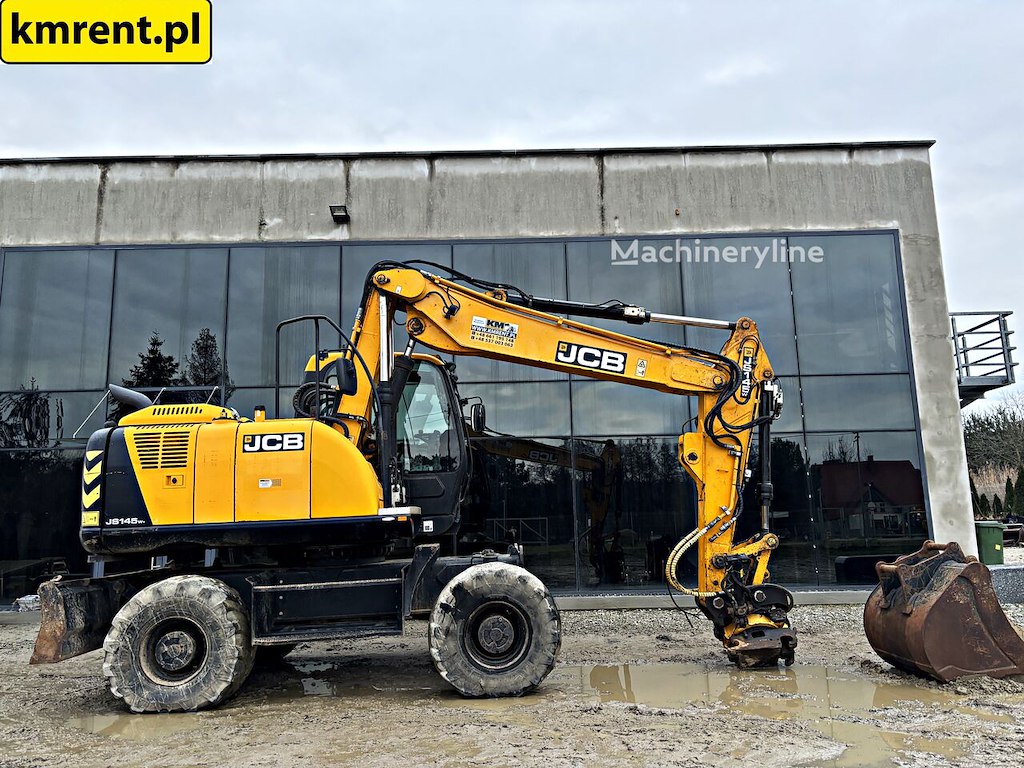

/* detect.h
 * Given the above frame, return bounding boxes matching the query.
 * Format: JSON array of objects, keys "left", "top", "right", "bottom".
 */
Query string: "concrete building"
[{"left": 0, "top": 141, "right": 1006, "bottom": 601}]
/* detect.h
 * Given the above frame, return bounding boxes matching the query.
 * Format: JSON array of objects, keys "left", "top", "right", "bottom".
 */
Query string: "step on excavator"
[
  {"left": 32, "top": 262, "right": 795, "bottom": 713},
  {"left": 865, "top": 540, "right": 1024, "bottom": 682}
]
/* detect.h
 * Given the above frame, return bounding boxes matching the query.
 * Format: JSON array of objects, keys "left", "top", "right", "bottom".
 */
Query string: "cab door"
[{"left": 395, "top": 360, "right": 468, "bottom": 538}]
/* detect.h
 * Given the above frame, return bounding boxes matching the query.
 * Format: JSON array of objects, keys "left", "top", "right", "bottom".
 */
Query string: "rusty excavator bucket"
[
  {"left": 864, "top": 540, "right": 1024, "bottom": 683},
  {"left": 30, "top": 577, "right": 125, "bottom": 665}
]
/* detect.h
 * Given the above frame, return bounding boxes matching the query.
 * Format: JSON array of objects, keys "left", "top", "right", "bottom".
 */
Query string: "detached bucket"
[{"left": 864, "top": 540, "right": 1024, "bottom": 682}]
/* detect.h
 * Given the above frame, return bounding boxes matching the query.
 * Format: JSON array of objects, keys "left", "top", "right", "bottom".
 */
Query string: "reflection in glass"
[
  {"left": 0, "top": 250, "right": 114, "bottom": 390},
  {"left": 457, "top": 382, "right": 571, "bottom": 437},
  {"left": 801, "top": 375, "right": 916, "bottom": 431},
  {"left": 0, "top": 449, "right": 88, "bottom": 603},
  {"left": 681, "top": 236, "right": 799, "bottom": 375},
  {"left": 790, "top": 233, "right": 909, "bottom": 374},
  {"left": 454, "top": 242, "right": 568, "bottom": 382},
  {"left": 226, "top": 246, "right": 341, "bottom": 387},
  {"left": 571, "top": 436, "right": 694, "bottom": 589},
  {"left": 566, "top": 240, "right": 685, "bottom": 347},
  {"left": 571, "top": 380, "right": 688, "bottom": 437},
  {"left": 0, "top": 390, "right": 108, "bottom": 449},
  {"left": 806, "top": 430, "right": 927, "bottom": 583},
  {"left": 107, "top": 249, "right": 228, "bottom": 387},
  {"left": 461, "top": 436, "right": 576, "bottom": 589}
]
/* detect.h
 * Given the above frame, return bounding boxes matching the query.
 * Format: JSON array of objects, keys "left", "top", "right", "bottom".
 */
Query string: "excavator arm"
[{"left": 315, "top": 263, "right": 796, "bottom": 666}]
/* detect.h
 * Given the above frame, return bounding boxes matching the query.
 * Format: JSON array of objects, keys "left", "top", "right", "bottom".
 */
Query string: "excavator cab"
[{"left": 301, "top": 352, "right": 470, "bottom": 540}]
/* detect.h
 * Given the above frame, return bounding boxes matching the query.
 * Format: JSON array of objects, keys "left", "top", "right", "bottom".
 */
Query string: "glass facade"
[{"left": 0, "top": 232, "right": 926, "bottom": 601}]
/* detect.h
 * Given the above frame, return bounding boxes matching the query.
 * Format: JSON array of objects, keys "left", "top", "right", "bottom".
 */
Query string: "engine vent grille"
[
  {"left": 151, "top": 405, "right": 205, "bottom": 417},
  {"left": 133, "top": 431, "right": 191, "bottom": 469}
]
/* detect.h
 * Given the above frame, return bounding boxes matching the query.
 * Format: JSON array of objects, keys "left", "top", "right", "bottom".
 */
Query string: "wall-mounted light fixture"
[{"left": 329, "top": 204, "right": 350, "bottom": 224}]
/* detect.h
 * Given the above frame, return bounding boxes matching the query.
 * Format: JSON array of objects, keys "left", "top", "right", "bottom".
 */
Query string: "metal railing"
[{"left": 951, "top": 312, "right": 1016, "bottom": 406}]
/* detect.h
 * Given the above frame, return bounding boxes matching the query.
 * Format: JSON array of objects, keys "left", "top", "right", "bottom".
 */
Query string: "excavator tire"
[
  {"left": 102, "top": 575, "right": 255, "bottom": 713},
  {"left": 429, "top": 562, "right": 561, "bottom": 697}
]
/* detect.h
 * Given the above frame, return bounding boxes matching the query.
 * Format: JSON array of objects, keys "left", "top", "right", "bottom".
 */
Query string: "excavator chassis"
[{"left": 864, "top": 540, "right": 1024, "bottom": 682}]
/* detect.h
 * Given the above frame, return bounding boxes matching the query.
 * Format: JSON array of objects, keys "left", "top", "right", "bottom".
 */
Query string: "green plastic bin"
[{"left": 975, "top": 520, "right": 1005, "bottom": 565}]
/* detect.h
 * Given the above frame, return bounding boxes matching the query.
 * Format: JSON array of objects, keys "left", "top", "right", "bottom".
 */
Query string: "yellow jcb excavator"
[{"left": 32, "top": 261, "right": 795, "bottom": 713}]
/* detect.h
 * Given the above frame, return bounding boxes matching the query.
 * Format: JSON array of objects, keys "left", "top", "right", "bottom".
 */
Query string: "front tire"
[
  {"left": 429, "top": 563, "right": 560, "bottom": 697},
  {"left": 102, "top": 575, "right": 255, "bottom": 713}
]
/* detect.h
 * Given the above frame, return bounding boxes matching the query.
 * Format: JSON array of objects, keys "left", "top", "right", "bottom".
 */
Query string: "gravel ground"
[{"left": 2, "top": 602, "right": 1023, "bottom": 768}]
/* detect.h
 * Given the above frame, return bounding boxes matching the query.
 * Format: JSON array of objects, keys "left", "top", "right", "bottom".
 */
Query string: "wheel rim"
[
  {"left": 142, "top": 618, "right": 208, "bottom": 685},
  {"left": 463, "top": 600, "right": 532, "bottom": 672}
]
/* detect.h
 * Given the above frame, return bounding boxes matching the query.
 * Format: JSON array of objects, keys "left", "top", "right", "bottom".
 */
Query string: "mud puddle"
[
  {"left": 567, "top": 663, "right": 1010, "bottom": 767},
  {"left": 65, "top": 659, "right": 1013, "bottom": 766}
]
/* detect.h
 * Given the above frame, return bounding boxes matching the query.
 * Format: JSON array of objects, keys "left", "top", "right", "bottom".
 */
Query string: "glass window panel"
[
  {"left": 226, "top": 246, "right": 341, "bottom": 388},
  {"left": 0, "top": 250, "right": 114, "bottom": 390},
  {"left": 397, "top": 363, "right": 460, "bottom": 473},
  {"left": 0, "top": 390, "right": 108, "bottom": 449},
  {"left": 737, "top": 433, "right": 822, "bottom": 585},
  {"left": 0, "top": 449, "right": 89, "bottom": 602},
  {"left": 566, "top": 240, "right": 685, "bottom": 346},
  {"left": 571, "top": 380, "right": 689, "bottom": 437},
  {"left": 802, "top": 374, "right": 916, "bottom": 432},
  {"left": 791, "top": 233, "right": 909, "bottom": 374},
  {"left": 770, "top": 376, "right": 802, "bottom": 435},
  {"left": 570, "top": 436, "right": 695, "bottom": 590},
  {"left": 453, "top": 242, "right": 567, "bottom": 382},
  {"left": 457, "top": 382, "right": 570, "bottom": 437},
  {"left": 108, "top": 249, "right": 228, "bottom": 396},
  {"left": 462, "top": 436, "right": 576, "bottom": 589},
  {"left": 805, "top": 430, "right": 927, "bottom": 578},
  {"left": 681, "top": 236, "right": 798, "bottom": 375}
]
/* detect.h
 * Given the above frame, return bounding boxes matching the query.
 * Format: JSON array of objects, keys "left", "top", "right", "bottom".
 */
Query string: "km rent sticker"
[{"left": 1, "top": 0, "right": 212, "bottom": 64}]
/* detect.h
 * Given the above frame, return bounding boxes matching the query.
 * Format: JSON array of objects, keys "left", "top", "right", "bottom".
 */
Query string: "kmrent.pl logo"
[
  {"left": 610, "top": 238, "right": 825, "bottom": 269},
  {"left": 0, "top": 0, "right": 211, "bottom": 64}
]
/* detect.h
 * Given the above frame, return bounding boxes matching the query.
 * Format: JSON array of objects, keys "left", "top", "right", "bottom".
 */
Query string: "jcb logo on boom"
[
  {"left": 242, "top": 433, "right": 305, "bottom": 453},
  {"left": 554, "top": 342, "right": 627, "bottom": 374}
]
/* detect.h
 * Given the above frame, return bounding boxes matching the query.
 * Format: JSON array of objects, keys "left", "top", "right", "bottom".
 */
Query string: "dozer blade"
[
  {"left": 864, "top": 540, "right": 1024, "bottom": 682},
  {"left": 30, "top": 577, "right": 125, "bottom": 664}
]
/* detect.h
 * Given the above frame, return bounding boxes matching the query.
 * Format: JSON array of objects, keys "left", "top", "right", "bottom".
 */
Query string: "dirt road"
[{"left": 2, "top": 605, "right": 1023, "bottom": 768}]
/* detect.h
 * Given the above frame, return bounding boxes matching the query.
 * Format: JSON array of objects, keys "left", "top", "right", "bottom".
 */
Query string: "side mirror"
[
  {"left": 336, "top": 358, "right": 358, "bottom": 396},
  {"left": 470, "top": 402, "right": 486, "bottom": 433}
]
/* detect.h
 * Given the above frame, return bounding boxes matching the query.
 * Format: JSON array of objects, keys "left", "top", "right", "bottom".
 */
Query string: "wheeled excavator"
[{"left": 31, "top": 262, "right": 796, "bottom": 713}]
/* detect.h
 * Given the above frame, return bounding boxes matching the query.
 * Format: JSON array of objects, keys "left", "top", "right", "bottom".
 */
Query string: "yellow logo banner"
[{"left": 1, "top": 0, "right": 211, "bottom": 64}]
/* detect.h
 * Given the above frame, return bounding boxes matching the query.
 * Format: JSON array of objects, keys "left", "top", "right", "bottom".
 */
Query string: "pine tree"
[
  {"left": 1005, "top": 477, "right": 1016, "bottom": 517},
  {"left": 1015, "top": 467, "right": 1024, "bottom": 517},
  {"left": 994, "top": 495, "right": 1004, "bottom": 518},
  {"left": 979, "top": 493, "right": 992, "bottom": 517},
  {"left": 123, "top": 332, "right": 181, "bottom": 389},
  {"left": 970, "top": 476, "right": 981, "bottom": 515},
  {"left": 183, "top": 328, "right": 234, "bottom": 402}
]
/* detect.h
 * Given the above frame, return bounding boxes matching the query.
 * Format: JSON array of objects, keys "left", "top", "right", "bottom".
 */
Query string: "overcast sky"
[{"left": 1, "top": 1, "right": 1021, "bottom": 399}]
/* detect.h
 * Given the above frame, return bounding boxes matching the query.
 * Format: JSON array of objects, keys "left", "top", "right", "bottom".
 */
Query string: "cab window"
[{"left": 396, "top": 363, "right": 460, "bottom": 473}]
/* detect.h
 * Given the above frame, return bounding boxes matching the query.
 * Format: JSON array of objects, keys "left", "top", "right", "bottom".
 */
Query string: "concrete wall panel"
[
  {"left": 260, "top": 159, "right": 347, "bottom": 241},
  {"left": 100, "top": 161, "right": 263, "bottom": 243},
  {"left": 0, "top": 163, "right": 100, "bottom": 245}
]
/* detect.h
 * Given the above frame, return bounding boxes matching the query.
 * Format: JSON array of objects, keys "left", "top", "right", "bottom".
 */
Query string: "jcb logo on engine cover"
[
  {"left": 243, "top": 433, "right": 305, "bottom": 453},
  {"left": 555, "top": 342, "right": 627, "bottom": 374}
]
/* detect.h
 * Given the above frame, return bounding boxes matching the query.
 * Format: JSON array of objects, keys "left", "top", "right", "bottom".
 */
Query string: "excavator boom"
[{"left": 320, "top": 263, "right": 796, "bottom": 666}]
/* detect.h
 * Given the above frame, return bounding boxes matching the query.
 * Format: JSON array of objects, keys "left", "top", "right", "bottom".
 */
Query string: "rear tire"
[
  {"left": 102, "top": 575, "right": 255, "bottom": 713},
  {"left": 429, "top": 563, "right": 560, "bottom": 697}
]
